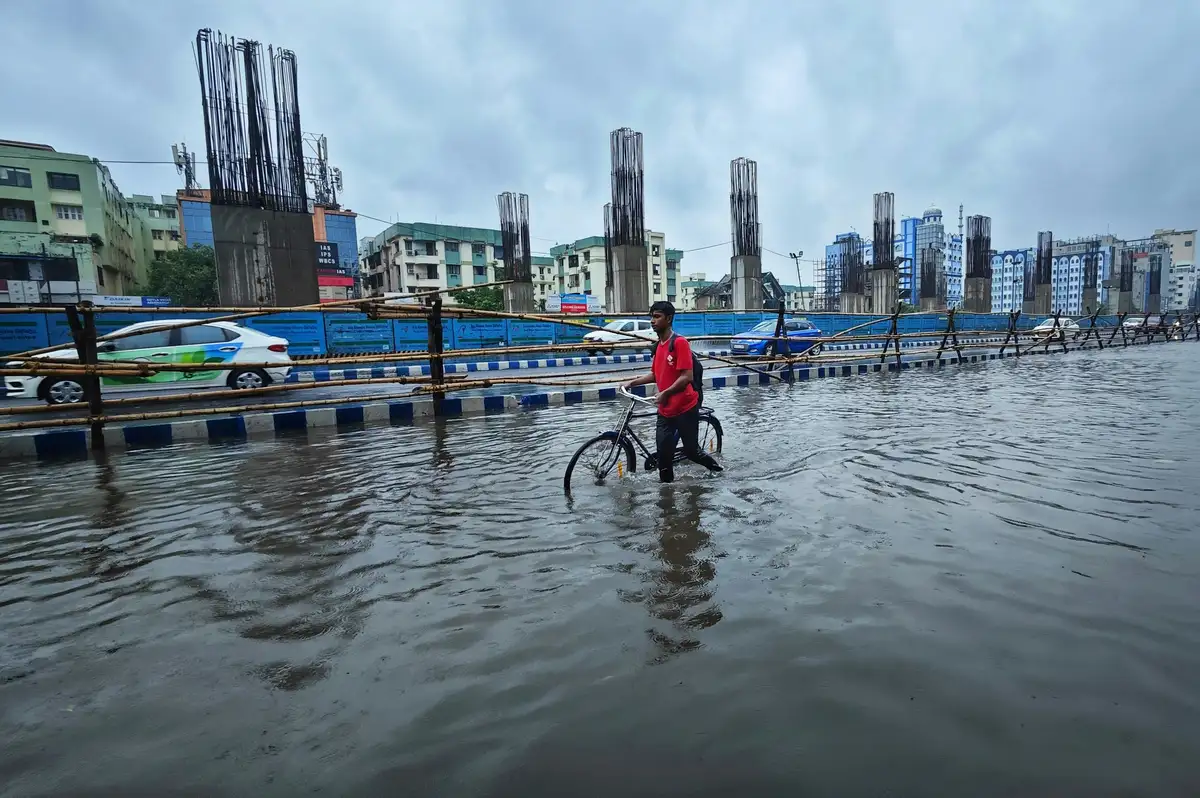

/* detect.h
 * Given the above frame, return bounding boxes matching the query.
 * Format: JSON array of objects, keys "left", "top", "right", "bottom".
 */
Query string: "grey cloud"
[{"left": 5, "top": 0, "right": 1198, "bottom": 283}]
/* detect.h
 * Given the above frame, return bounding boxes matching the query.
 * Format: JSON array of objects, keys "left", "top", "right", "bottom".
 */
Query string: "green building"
[
  {"left": 1, "top": 139, "right": 154, "bottom": 302},
  {"left": 129, "top": 194, "right": 182, "bottom": 261}
]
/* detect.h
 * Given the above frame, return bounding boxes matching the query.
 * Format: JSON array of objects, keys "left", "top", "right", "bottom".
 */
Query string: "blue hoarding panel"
[
  {"left": 453, "top": 320, "right": 508, "bottom": 349},
  {"left": 553, "top": 317, "right": 604, "bottom": 344},
  {"left": 325, "top": 313, "right": 395, "bottom": 354},
  {"left": 243, "top": 313, "right": 326, "bottom": 356},
  {"left": 0, "top": 313, "right": 50, "bottom": 355},
  {"left": 391, "top": 318, "right": 453, "bottom": 351},
  {"left": 703, "top": 313, "right": 738, "bottom": 335},
  {"left": 508, "top": 321, "right": 557, "bottom": 347},
  {"left": 671, "top": 314, "right": 705, "bottom": 336}
]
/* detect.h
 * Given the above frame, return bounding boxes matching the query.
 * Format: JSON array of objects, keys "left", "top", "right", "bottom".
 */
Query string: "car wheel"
[
  {"left": 42, "top": 378, "right": 86, "bottom": 405},
  {"left": 227, "top": 368, "right": 269, "bottom": 390},
  {"left": 587, "top": 350, "right": 598, "bottom": 357}
]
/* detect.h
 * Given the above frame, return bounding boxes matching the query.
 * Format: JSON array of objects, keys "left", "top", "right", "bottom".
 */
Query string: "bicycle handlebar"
[{"left": 618, "top": 386, "right": 657, "bottom": 406}]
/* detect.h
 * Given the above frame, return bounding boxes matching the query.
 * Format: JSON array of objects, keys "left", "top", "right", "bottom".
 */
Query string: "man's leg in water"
[
  {"left": 676, "top": 405, "right": 723, "bottom": 472},
  {"left": 655, "top": 413, "right": 679, "bottom": 483}
]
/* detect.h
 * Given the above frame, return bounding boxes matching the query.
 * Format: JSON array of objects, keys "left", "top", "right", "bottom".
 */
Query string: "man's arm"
[{"left": 623, "top": 371, "right": 656, "bottom": 389}]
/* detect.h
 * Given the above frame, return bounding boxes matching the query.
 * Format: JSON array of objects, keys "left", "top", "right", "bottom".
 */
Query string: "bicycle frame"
[{"left": 613, "top": 387, "right": 712, "bottom": 462}]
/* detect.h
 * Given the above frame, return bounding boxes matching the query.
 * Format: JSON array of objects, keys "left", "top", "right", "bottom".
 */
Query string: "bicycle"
[{"left": 563, "top": 387, "right": 724, "bottom": 493}]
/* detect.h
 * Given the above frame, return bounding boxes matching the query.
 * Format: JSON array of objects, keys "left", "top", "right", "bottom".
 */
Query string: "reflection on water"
[{"left": 2, "top": 344, "right": 1200, "bottom": 797}]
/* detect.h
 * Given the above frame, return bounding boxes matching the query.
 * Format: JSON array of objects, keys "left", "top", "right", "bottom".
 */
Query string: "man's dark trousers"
[{"left": 655, "top": 403, "right": 721, "bottom": 483}]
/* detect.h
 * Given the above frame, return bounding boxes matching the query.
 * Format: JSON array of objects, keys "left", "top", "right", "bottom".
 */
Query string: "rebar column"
[
  {"left": 963, "top": 215, "right": 993, "bottom": 313},
  {"left": 730, "top": 157, "right": 762, "bottom": 310},
  {"left": 497, "top": 191, "right": 534, "bottom": 312},
  {"left": 609, "top": 128, "right": 648, "bottom": 312}
]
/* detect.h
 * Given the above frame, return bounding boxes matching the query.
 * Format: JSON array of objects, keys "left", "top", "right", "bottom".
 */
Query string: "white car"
[
  {"left": 5, "top": 320, "right": 292, "bottom": 405},
  {"left": 582, "top": 319, "right": 657, "bottom": 355},
  {"left": 1031, "top": 318, "right": 1081, "bottom": 340}
]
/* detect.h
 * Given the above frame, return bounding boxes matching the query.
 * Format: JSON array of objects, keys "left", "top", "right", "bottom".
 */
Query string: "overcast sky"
[{"left": 6, "top": 0, "right": 1198, "bottom": 282}]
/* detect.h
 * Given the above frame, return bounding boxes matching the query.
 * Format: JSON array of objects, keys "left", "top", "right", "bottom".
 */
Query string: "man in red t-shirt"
[{"left": 623, "top": 301, "right": 723, "bottom": 483}]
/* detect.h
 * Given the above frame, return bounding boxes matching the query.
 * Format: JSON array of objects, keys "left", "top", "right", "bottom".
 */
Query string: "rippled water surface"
[{"left": 2, "top": 344, "right": 1200, "bottom": 797}]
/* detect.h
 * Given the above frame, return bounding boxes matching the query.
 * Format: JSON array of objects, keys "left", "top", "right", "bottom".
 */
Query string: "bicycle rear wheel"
[{"left": 564, "top": 431, "right": 637, "bottom": 494}]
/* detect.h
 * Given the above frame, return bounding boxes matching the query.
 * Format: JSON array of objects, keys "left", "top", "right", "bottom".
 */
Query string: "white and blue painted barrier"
[{"left": 0, "top": 335, "right": 1155, "bottom": 462}]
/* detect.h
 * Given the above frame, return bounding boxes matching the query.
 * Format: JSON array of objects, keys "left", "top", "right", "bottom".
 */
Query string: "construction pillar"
[
  {"left": 870, "top": 268, "right": 896, "bottom": 315},
  {"left": 731, "top": 255, "right": 762, "bottom": 310},
  {"left": 611, "top": 244, "right": 649, "bottom": 313}
]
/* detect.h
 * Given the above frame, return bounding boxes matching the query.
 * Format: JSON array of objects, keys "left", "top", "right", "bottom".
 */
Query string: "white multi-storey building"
[
  {"left": 358, "top": 221, "right": 554, "bottom": 305},
  {"left": 547, "top": 231, "right": 681, "bottom": 311},
  {"left": 990, "top": 249, "right": 1034, "bottom": 312},
  {"left": 1154, "top": 228, "right": 1197, "bottom": 311}
]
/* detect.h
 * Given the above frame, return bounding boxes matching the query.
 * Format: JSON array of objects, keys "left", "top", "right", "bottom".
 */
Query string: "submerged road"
[{"left": 2, "top": 344, "right": 1199, "bottom": 795}]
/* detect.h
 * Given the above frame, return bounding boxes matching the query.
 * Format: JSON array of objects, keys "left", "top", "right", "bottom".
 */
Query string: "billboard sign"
[
  {"left": 548, "top": 293, "right": 600, "bottom": 314},
  {"left": 91, "top": 295, "right": 172, "bottom": 307}
]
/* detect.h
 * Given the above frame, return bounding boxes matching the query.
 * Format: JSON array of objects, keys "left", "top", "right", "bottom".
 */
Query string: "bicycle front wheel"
[{"left": 564, "top": 431, "right": 637, "bottom": 494}]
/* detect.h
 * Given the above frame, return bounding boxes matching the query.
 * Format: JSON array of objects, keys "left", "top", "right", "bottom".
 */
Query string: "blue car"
[{"left": 729, "top": 318, "right": 822, "bottom": 356}]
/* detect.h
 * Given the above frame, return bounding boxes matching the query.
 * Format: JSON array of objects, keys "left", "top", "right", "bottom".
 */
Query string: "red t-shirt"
[{"left": 653, "top": 335, "right": 699, "bottom": 417}]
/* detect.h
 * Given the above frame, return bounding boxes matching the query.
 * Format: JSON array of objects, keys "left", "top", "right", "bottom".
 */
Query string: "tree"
[
  {"left": 147, "top": 245, "right": 219, "bottom": 306},
  {"left": 452, "top": 286, "right": 504, "bottom": 311}
]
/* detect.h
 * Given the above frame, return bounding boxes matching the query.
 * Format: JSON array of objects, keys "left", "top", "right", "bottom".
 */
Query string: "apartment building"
[
  {"left": 678, "top": 272, "right": 714, "bottom": 310},
  {"left": 1, "top": 139, "right": 153, "bottom": 300},
  {"left": 129, "top": 194, "right": 182, "bottom": 258},
  {"left": 360, "top": 222, "right": 506, "bottom": 302},
  {"left": 547, "top": 231, "right": 681, "bottom": 311},
  {"left": 1154, "top": 228, "right": 1197, "bottom": 311},
  {"left": 780, "top": 284, "right": 817, "bottom": 312}
]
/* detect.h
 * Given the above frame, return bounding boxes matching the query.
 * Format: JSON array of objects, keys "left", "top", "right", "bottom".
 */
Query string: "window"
[
  {"left": 53, "top": 204, "right": 84, "bottom": 221},
  {"left": 620, "top": 322, "right": 635, "bottom": 332},
  {"left": 96, "top": 266, "right": 105, "bottom": 286},
  {"left": 653, "top": 282, "right": 661, "bottom": 293},
  {"left": 169, "top": 230, "right": 180, "bottom": 241},
  {"left": 0, "top": 166, "right": 33, "bottom": 188},
  {"left": 568, "top": 255, "right": 579, "bottom": 269},
  {"left": 1186, "top": 240, "right": 1193, "bottom": 247},
  {"left": 180, "top": 325, "right": 231, "bottom": 345},
  {"left": 152, "top": 230, "right": 164, "bottom": 240},
  {"left": 41, "top": 258, "right": 79, "bottom": 281},
  {"left": 583, "top": 251, "right": 591, "bottom": 263},
  {"left": 149, "top": 208, "right": 162, "bottom": 218},
  {"left": 0, "top": 199, "right": 37, "bottom": 222},
  {"left": 46, "top": 172, "right": 81, "bottom": 191},
  {"left": 472, "top": 243, "right": 486, "bottom": 256},
  {"left": 474, "top": 265, "right": 486, "bottom": 276},
  {"left": 165, "top": 208, "right": 176, "bottom": 219},
  {"left": 652, "top": 245, "right": 661, "bottom": 256},
  {"left": 447, "top": 264, "right": 461, "bottom": 277},
  {"left": 113, "top": 330, "right": 172, "bottom": 351},
  {"left": 653, "top": 265, "right": 661, "bottom": 275}
]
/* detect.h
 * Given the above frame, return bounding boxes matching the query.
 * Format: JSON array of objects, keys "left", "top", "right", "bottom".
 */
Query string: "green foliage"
[
  {"left": 146, "top": 245, "right": 219, "bottom": 307},
  {"left": 452, "top": 287, "right": 504, "bottom": 312},
  {"left": 897, "top": 301, "right": 919, "bottom": 314}
]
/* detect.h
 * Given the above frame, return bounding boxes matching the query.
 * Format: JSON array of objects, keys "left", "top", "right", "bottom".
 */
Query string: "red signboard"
[
  {"left": 561, "top": 299, "right": 587, "bottom": 313},
  {"left": 317, "top": 275, "right": 355, "bottom": 287}
]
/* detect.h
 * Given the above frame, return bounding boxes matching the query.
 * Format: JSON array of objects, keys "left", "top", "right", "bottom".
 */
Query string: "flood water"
[{"left": 2, "top": 343, "right": 1199, "bottom": 797}]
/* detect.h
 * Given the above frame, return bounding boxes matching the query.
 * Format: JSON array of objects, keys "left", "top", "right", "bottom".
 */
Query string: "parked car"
[
  {"left": 5, "top": 320, "right": 292, "bottom": 405},
  {"left": 730, "top": 318, "right": 823, "bottom": 355},
  {"left": 1030, "top": 318, "right": 1081, "bottom": 341},
  {"left": 582, "top": 319, "right": 657, "bottom": 355}
]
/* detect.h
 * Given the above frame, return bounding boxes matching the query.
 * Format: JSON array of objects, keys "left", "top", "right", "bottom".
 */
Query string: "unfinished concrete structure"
[
  {"left": 1116, "top": 249, "right": 1135, "bottom": 313},
  {"left": 607, "top": 128, "right": 648, "bottom": 312},
  {"left": 918, "top": 246, "right": 945, "bottom": 312},
  {"left": 1021, "top": 249, "right": 1037, "bottom": 315},
  {"left": 963, "top": 215, "right": 992, "bottom": 313},
  {"left": 1034, "top": 231, "right": 1053, "bottom": 314},
  {"left": 869, "top": 192, "right": 897, "bottom": 314},
  {"left": 1082, "top": 243, "right": 1100, "bottom": 313},
  {"left": 729, "top": 157, "right": 763, "bottom": 310},
  {"left": 497, "top": 192, "right": 534, "bottom": 312},
  {"left": 837, "top": 234, "right": 868, "bottom": 314},
  {"left": 195, "top": 29, "right": 317, "bottom": 306}
]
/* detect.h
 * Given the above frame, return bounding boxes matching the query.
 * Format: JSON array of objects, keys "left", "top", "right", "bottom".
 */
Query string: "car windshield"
[
  {"left": 749, "top": 320, "right": 782, "bottom": 332},
  {"left": 603, "top": 321, "right": 627, "bottom": 330}
]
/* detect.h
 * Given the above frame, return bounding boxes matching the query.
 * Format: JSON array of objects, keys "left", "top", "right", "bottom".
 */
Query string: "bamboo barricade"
[{"left": 0, "top": 298, "right": 1193, "bottom": 437}]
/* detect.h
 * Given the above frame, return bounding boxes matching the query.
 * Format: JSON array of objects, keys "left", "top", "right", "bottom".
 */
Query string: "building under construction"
[{"left": 195, "top": 29, "right": 317, "bottom": 306}]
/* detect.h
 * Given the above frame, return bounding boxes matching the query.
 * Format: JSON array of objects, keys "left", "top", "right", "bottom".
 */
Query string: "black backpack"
[{"left": 654, "top": 333, "right": 703, "bottom": 395}]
